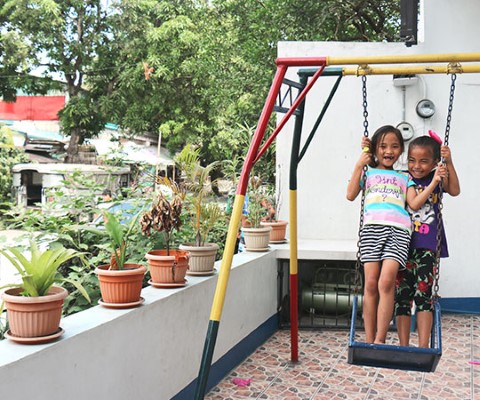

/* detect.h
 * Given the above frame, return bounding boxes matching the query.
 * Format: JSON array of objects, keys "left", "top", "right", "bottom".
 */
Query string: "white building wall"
[{"left": 276, "top": 0, "right": 480, "bottom": 298}]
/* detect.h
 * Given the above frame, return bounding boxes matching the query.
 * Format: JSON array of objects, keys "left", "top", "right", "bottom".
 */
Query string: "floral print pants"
[{"left": 395, "top": 249, "right": 436, "bottom": 316}]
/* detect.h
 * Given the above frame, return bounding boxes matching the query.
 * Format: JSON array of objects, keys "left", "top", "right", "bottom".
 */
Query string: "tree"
[
  {"left": 100, "top": 1, "right": 214, "bottom": 153},
  {"left": 1, "top": 0, "right": 400, "bottom": 171},
  {"left": 0, "top": 0, "right": 55, "bottom": 100},
  {"left": 1, "top": 0, "right": 116, "bottom": 161},
  {"left": 248, "top": 0, "right": 400, "bottom": 42},
  {"left": 182, "top": 0, "right": 400, "bottom": 174}
]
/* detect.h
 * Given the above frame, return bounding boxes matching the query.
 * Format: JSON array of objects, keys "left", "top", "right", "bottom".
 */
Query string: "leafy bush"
[
  {"left": 0, "top": 125, "right": 29, "bottom": 205},
  {"left": 62, "top": 266, "right": 101, "bottom": 316},
  {"left": 0, "top": 302, "right": 7, "bottom": 340}
]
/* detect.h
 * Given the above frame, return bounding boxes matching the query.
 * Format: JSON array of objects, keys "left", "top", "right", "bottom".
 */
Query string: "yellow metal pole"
[
  {"left": 326, "top": 52, "right": 480, "bottom": 66},
  {"left": 289, "top": 188, "right": 299, "bottom": 361},
  {"left": 210, "top": 194, "right": 244, "bottom": 321},
  {"left": 341, "top": 64, "right": 480, "bottom": 76},
  {"left": 289, "top": 190, "right": 298, "bottom": 276}
]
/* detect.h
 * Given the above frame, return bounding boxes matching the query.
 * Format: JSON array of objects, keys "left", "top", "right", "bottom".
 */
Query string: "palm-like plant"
[
  {"left": 247, "top": 176, "right": 268, "bottom": 228},
  {"left": 0, "top": 240, "right": 90, "bottom": 299},
  {"left": 174, "top": 144, "right": 224, "bottom": 246}
]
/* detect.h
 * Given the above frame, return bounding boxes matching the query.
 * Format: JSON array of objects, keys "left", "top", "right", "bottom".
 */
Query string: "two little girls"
[{"left": 346, "top": 125, "right": 448, "bottom": 344}]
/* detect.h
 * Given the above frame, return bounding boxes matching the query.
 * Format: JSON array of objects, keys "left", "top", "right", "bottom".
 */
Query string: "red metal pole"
[
  {"left": 254, "top": 64, "right": 326, "bottom": 164},
  {"left": 237, "top": 64, "right": 288, "bottom": 194},
  {"left": 276, "top": 57, "right": 328, "bottom": 67}
]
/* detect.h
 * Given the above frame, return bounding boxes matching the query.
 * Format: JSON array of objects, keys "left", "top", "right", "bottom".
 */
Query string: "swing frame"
[
  {"left": 345, "top": 68, "right": 456, "bottom": 372},
  {"left": 194, "top": 53, "right": 480, "bottom": 399}
]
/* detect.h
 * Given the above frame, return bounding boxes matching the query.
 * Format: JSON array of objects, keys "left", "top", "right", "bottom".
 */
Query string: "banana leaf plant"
[{"left": 0, "top": 240, "right": 90, "bottom": 300}]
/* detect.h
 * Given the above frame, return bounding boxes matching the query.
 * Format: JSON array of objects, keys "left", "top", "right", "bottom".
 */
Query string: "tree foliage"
[
  {"left": 0, "top": 126, "right": 28, "bottom": 204},
  {"left": 1, "top": 0, "right": 116, "bottom": 160},
  {"left": 1, "top": 0, "right": 400, "bottom": 177}
]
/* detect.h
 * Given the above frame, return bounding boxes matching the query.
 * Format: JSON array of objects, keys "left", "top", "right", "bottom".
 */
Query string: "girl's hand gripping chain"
[{"left": 361, "top": 136, "right": 371, "bottom": 153}]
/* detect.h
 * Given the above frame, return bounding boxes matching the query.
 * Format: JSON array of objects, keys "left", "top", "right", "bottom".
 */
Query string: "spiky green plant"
[{"left": 0, "top": 240, "right": 90, "bottom": 300}]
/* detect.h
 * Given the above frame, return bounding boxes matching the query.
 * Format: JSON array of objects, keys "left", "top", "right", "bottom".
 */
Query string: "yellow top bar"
[
  {"left": 341, "top": 63, "right": 480, "bottom": 76},
  {"left": 326, "top": 52, "right": 480, "bottom": 66}
]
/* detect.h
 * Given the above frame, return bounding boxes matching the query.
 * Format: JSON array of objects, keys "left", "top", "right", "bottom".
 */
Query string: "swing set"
[
  {"left": 193, "top": 52, "right": 480, "bottom": 399},
  {"left": 347, "top": 70, "right": 456, "bottom": 372}
]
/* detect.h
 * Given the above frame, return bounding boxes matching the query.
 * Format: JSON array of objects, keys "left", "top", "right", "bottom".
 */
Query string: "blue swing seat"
[{"left": 348, "top": 296, "right": 442, "bottom": 372}]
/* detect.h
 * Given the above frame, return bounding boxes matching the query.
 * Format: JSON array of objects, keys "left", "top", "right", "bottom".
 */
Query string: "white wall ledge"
[
  {"left": 0, "top": 239, "right": 358, "bottom": 399},
  {"left": 273, "top": 239, "right": 357, "bottom": 260}
]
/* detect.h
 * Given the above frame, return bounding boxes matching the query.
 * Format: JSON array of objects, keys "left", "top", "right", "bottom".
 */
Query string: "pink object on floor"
[
  {"left": 469, "top": 361, "right": 480, "bottom": 365},
  {"left": 232, "top": 377, "right": 252, "bottom": 386},
  {"left": 428, "top": 130, "right": 443, "bottom": 144}
]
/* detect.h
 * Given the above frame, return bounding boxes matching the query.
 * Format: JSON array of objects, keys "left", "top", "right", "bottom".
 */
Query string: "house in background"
[
  {"left": 0, "top": 91, "right": 66, "bottom": 162},
  {"left": 0, "top": 91, "right": 174, "bottom": 171}
]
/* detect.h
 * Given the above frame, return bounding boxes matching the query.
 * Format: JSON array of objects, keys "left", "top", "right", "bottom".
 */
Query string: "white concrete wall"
[
  {"left": 276, "top": 0, "right": 480, "bottom": 298},
  {"left": 0, "top": 251, "right": 278, "bottom": 400}
]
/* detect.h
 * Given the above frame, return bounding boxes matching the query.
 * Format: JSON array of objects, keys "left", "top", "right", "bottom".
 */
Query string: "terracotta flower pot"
[
  {"left": 242, "top": 226, "right": 272, "bottom": 251},
  {"left": 260, "top": 220, "right": 288, "bottom": 242},
  {"left": 95, "top": 263, "right": 146, "bottom": 305},
  {"left": 145, "top": 249, "right": 189, "bottom": 284},
  {"left": 179, "top": 243, "right": 218, "bottom": 275},
  {"left": 2, "top": 286, "right": 68, "bottom": 338}
]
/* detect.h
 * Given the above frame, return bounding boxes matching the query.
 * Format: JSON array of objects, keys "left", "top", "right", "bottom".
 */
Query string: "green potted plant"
[
  {"left": 141, "top": 177, "right": 189, "bottom": 287},
  {"left": 174, "top": 144, "right": 225, "bottom": 275},
  {"left": 260, "top": 181, "right": 288, "bottom": 243},
  {"left": 0, "top": 240, "right": 90, "bottom": 343},
  {"left": 94, "top": 211, "right": 147, "bottom": 307},
  {"left": 241, "top": 176, "right": 272, "bottom": 251}
]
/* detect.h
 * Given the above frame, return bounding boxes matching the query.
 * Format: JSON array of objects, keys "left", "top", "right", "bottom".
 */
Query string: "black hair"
[
  {"left": 102, "top": 189, "right": 112, "bottom": 196},
  {"left": 408, "top": 136, "right": 441, "bottom": 161},
  {"left": 368, "top": 125, "right": 404, "bottom": 167}
]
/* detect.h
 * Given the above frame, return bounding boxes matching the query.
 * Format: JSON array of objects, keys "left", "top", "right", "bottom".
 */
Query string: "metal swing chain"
[
  {"left": 433, "top": 73, "right": 456, "bottom": 299},
  {"left": 354, "top": 75, "right": 369, "bottom": 295}
]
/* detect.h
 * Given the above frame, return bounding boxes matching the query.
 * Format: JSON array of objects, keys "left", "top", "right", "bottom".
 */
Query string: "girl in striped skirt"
[{"left": 347, "top": 125, "right": 445, "bottom": 344}]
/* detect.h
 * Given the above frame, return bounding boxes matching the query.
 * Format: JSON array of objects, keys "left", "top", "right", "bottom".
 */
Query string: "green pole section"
[
  {"left": 298, "top": 74, "right": 343, "bottom": 161},
  {"left": 290, "top": 74, "right": 308, "bottom": 190},
  {"left": 194, "top": 320, "right": 220, "bottom": 399}
]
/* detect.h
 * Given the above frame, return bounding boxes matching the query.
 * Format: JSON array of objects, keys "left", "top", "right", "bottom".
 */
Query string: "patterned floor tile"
[
  {"left": 320, "top": 373, "right": 374, "bottom": 394},
  {"left": 275, "top": 367, "right": 330, "bottom": 388},
  {"left": 367, "top": 377, "right": 422, "bottom": 399},
  {"left": 312, "top": 388, "right": 366, "bottom": 400},
  {"left": 205, "top": 314, "right": 478, "bottom": 400},
  {"left": 206, "top": 363, "right": 281, "bottom": 398},
  {"left": 256, "top": 378, "right": 319, "bottom": 399}
]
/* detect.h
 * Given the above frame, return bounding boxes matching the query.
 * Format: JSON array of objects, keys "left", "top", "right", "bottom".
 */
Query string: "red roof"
[{"left": 0, "top": 96, "right": 65, "bottom": 120}]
